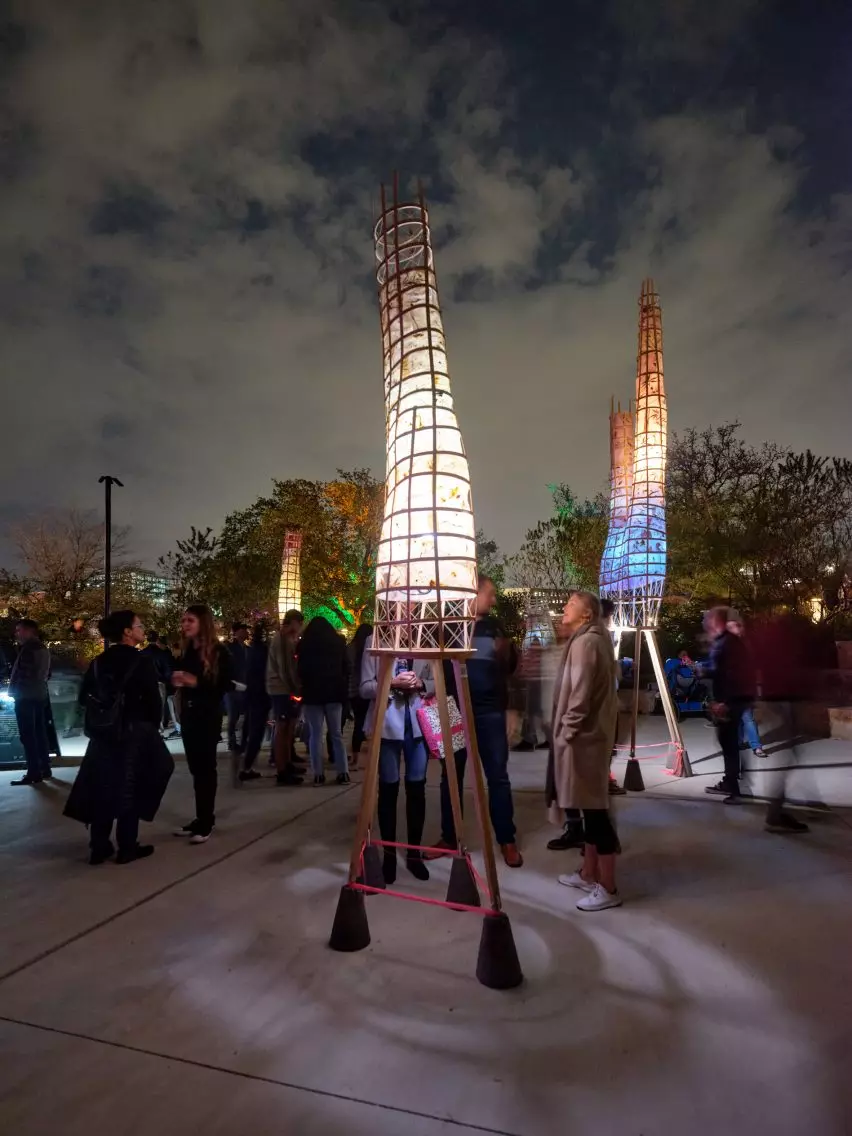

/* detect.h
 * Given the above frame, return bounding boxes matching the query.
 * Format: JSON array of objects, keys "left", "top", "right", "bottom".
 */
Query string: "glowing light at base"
[
  {"left": 277, "top": 528, "right": 303, "bottom": 621},
  {"left": 371, "top": 181, "right": 478, "bottom": 654},
  {"left": 600, "top": 279, "right": 668, "bottom": 628}
]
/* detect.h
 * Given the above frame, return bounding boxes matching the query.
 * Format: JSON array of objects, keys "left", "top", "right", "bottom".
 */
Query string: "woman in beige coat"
[{"left": 548, "top": 591, "right": 621, "bottom": 911}]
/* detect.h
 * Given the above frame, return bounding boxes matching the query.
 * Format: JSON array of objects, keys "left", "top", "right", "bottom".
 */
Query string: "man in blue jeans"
[{"left": 425, "top": 576, "right": 523, "bottom": 868}]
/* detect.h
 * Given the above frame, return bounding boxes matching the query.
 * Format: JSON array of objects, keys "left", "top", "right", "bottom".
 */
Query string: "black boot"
[
  {"left": 405, "top": 780, "right": 430, "bottom": 881},
  {"left": 377, "top": 780, "right": 399, "bottom": 884}
]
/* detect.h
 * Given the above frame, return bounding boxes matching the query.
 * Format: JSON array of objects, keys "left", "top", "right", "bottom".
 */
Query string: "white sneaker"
[
  {"left": 576, "top": 883, "right": 622, "bottom": 912},
  {"left": 173, "top": 822, "right": 196, "bottom": 837},
  {"left": 189, "top": 828, "right": 213, "bottom": 845},
  {"left": 558, "top": 871, "right": 594, "bottom": 892}
]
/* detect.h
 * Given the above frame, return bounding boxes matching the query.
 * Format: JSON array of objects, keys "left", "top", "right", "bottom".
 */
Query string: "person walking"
[
  {"left": 9, "top": 619, "right": 52, "bottom": 785},
  {"left": 239, "top": 622, "right": 271, "bottom": 781},
  {"left": 727, "top": 614, "right": 768, "bottom": 758},
  {"left": 171, "top": 605, "right": 233, "bottom": 843},
  {"left": 426, "top": 575, "right": 523, "bottom": 868},
  {"left": 361, "top": 641, "right": 433, "bottom": 883},
  {"left": 297, "top": 616, "right": 350, "bottom": 786},
  {"left": 226, "top": 623, "right": 249, "bottom": 754},
  {"left": 703, "top": 606, "right": 756, "bottom": 804},
  {"left": 347, "top": 624, "right": 372, "bottom": 771},
  {"left": 140, "top": 629, "right": 174, "bottom": 735},
  {"left": 266, "top": 609, "right": 305, "bottom": 786},
  {"left": 65, "top": 610, "right": 174, "bottom": 864},
  {"left": 549, "top": 591, "right": 621, "bottom": 911}
]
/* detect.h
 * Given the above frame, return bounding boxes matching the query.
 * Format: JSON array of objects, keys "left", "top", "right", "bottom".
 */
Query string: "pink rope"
[
  {"left": 364, "top": 838, "right": 465, "bottom": 856},
  {"left": 349, "top": 881, "right": 497, "bottom": 916}
]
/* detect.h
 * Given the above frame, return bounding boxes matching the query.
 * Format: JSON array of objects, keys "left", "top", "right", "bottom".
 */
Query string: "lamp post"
[{"left": 98, "top": 476, "right": 123, "bottom": 634}]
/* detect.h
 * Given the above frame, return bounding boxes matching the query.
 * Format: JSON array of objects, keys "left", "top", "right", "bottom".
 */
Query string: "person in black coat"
[
  {"left": 296, "top": 616, "right": 350, "bottom": 785},
  {"left": 239, "top": 622, "right": 271, "bottom": 781},
  {"left": 65, "top": 610, "right": 174, "bottom": 865},
  {"left": 703, "top": 605, "right": 757, "bottom": 803},
  {"left": 171, "top": 604, "right": 233, "bottom": 843}
]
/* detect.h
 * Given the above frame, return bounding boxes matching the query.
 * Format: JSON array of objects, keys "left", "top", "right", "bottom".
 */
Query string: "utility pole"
[{"left": 98, "top": 476, "right": 123, "bottom": 638}]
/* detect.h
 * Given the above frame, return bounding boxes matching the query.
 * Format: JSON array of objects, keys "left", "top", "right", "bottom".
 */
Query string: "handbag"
[{"left": 416, "top": 695, "right": 466, "bottom": 759}]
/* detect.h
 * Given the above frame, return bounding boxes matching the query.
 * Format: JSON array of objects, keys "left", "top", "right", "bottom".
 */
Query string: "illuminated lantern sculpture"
[
  {"left": 277, "top": 528, "right": 302, "bottom": 620},
  {"left": 329, "top": 178, "right": 522, "bottom": 990},
  {"left": 600, "top": 280, "right": 691, "bottom": 777},
  {"left": 371, "top": 192, "right": 478, "bottom": 653}
]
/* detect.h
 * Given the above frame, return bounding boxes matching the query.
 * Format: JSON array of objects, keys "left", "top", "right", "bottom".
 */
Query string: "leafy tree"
[{"left": 509, "top": 485, "right": 607, "bottom": 592}]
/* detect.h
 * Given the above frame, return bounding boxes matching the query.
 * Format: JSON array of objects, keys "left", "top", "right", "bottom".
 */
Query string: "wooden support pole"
[
  {"left": 347, "top": 654, "right": 393, "bottom": 883},
  {"left": 432, "top": 660, "right": 467, "bottom": 852}
]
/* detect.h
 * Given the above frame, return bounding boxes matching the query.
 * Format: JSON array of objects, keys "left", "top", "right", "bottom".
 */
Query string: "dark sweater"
[
  {"left": 178, "top": 642, "right": 233, "bottom": 722},
  {"left": 444, "top": 615, "right": 517, "bottom": 715},
  {"left": 297, "top": 634, "right": 349, "bottom": 705},
  {"left": 707, "top": 632, "right": 756, "bottom": 705},
  {"left": 9, "top": 638, "right": 51, "bottom": 701}
]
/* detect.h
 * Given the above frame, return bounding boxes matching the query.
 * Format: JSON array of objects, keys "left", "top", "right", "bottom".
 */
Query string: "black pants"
[
  {"left": 182, "top": 714, "right": 220, "bottom": 829},
  {"left": 717, "top": 706, "right": 745, "bottom": 793},
  {"left": 242, "top": 695, "right": 270, "bottom": 770},
  {"left": 226, "top": 691, "right": 246, "bottom": 751},
  {"left": 15, "top": 698, "right": 52, "bottom": 779},
  {"left": 90, "top": 812, "right": 139, "bottom": 855},
  {"left": 582, "top": 809, "right": 618, "bottom": 855},
  {"left": 350, "top": 696, "right": 369, "bottom": 753}
]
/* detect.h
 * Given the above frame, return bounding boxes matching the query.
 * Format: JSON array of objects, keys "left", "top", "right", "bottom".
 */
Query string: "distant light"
[{"left": 0, "top": 692, "right": 14, "bottom": 704}]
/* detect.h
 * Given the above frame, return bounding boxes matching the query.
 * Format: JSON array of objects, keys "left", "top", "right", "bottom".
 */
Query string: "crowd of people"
[{"left": 5, "top": 582, "right": 827, "bottom": 909}]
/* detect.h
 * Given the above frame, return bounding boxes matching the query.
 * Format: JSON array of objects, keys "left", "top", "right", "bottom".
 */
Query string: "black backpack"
[{"left": 84, "top": 656, "right": 141, "bottom": 743}]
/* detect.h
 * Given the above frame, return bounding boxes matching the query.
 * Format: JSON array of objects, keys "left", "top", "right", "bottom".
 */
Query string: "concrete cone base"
[
  {"left": 328, "top": 886, "right": 370, "bottom": 952},
  {"left": 476, "top": 912, "right": 523, "bottom": 990},
  {"left": 623, "top": 757, "right": 645, "bottom": 791},
  {"left": 446, "top": 855, "right": 481, "bottom": 909},
  {"left": 360, "top": 844, "right": 386, "bottom": 891}
]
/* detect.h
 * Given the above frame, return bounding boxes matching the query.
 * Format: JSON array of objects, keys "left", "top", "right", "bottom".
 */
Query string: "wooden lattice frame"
[
  {"left": 277, "top": 527, "right": 303, "bottom": 621},
  {"left": 371, "top": 179, "right": 478, "bottom": 654}
]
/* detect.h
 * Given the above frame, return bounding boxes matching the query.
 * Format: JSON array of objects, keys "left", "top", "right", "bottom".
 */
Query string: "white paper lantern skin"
[
  {"left": 277, "top": 528, "right": 303, "bottom": 622},
  {"left": 600, "top": 279, "right": 668, "bottom": 629},
  {"left": 371, "top": 187, "right": 478, "bottom": 654}
]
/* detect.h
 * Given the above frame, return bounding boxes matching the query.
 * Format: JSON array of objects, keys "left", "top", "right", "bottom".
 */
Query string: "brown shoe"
[
  {"left": 423, "top": 838, "right": 454, "bottom": 861},
  {"left": 501, "top": 843, "right": 524, "bottom": 868}
]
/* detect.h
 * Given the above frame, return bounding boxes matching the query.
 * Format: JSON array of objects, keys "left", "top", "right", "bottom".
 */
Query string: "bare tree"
[{"left": 12, "top": 508, "right": 128, "bottom": 605}]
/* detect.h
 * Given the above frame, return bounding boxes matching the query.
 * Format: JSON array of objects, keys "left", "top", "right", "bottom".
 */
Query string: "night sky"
[{"left": 1, "top": 0, "right": 850, "bottom": 570}]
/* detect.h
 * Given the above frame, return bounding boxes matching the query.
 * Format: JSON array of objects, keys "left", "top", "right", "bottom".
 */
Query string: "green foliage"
[{"left": 509, "top": 484, "right": 607, "bottom": 592}]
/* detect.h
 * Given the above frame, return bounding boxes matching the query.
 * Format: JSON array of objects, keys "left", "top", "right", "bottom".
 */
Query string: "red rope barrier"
[{"left": 349, "top": 880, "right": 497, "bottom": 916}]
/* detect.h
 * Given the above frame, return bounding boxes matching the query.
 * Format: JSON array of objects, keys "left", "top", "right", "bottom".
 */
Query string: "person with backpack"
[
  {"left": 64, "top": 610, "right": 174, "bottom": 865},
  {"left": 171, "top": 605, "right": 234, "bottom": 844}
]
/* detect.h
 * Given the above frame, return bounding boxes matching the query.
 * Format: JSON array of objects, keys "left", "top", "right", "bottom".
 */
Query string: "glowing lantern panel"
[
  {"left": 277, "top": 528, "right": 303, "bottom": 621},
  {"left": 372, "top": 189, "right": 478, "bottom": 653}
]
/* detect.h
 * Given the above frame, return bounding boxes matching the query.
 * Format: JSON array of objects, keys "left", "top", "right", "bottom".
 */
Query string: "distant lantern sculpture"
[
  {"left": 329, "top": 178, "right": 522, "bottom": 990},
  {"left": 600, "top": 280, "right": 691, "bottom": 779},
  {"left": 277, "top": 528, "right": 303, "bottom": 620}
]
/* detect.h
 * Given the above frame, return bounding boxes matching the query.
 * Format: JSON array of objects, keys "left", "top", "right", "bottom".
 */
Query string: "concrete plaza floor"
[{"left": 1, "top": 736, "right": 852, "bottom": 1135}]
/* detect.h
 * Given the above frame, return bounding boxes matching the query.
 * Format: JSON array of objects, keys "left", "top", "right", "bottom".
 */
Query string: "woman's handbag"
[{"left": 416, "top": 695, "right": 466, "bottom": 759}]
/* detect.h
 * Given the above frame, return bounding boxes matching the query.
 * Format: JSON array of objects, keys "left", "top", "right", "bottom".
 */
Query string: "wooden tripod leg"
[
  {"left": 347, "top": 655, "right": 392, "bottom": 884},
  {"left": 453, "top": 660, "right": 503, "bottom": 913},
  {"left": 629, "top": 626, "right": 644, "bottom": 759},
  {"left": 645, "top": 629, "right": 692, "bottom": 776},
  {"left": 432, "top": 662, "right": 466, "bottom": 851}
]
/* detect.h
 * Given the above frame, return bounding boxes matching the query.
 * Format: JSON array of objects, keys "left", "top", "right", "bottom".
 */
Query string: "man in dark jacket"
[
  {"left": 426, "top": 576, "right": 523, "bottom": 868},
  {"left": 9, "top": 620, "right": 52, "bottom": 785},
  {"left": 703, "top": 606, "right": 756, "bottom": 803}
]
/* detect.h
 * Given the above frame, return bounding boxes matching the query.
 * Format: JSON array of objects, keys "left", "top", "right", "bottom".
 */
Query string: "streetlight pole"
[{"left": 98, "top": 476, "right": 123, "bottom": 636}]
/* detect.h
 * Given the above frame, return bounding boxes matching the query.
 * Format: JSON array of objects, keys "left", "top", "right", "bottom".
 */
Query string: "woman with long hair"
[
  {"left": 347, "top": 623, "right": 373, "bottom": 771},
  {"left": 64, "top": 610, "right": 174, "bottom": 864},
  {"left": 296, "top": 616, "right": 350, "bottom": 785},
  {"left": 171, "top": 605, "right": 233, "bottom": 843}
]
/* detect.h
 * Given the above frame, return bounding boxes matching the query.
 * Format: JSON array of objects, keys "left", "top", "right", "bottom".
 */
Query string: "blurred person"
[
  {"left": 702, "top": 606, "right": 756, "bottom": 804},
  {"left": 601, "top": 598, "right": 627, "bottom": 797},
  {"left": 239, "top": 622, "right": 271, "bottom": 781},
  {"left": 140, "top": 629, "right": 174, "bottom": 735},
  {"left": 347, "top": 623, "right": 373, "bottom": 770},
  {"left": 727, "top": 614, "right": 768, "bottom": 758},
  {"left": 9, "top": 619, "right": 52, "bottom": 785},
  {"left": 65, "top": 610, "right": 173, "bottom": 864},
  {"left": 297, "top": 616, "right": 350, "bottom": 785},
  {"left": 425, "top": 575, "right": 523, "bottom": 869},
  {"left": 751, "top": 614, "right": 819, "bottom": 834},
  {"left": 171, "top": 605, "right": 234, "bottom": 843},
  {"left": 549, "top": 591, "right": 621, "bottom": 911},
  {"left": 226, "top": 622, "right": 249, "bottom": 753},
  {"left": 516, "top": 636, "right": 547, "bottom": 751},
  {"left": 266, "top": 610, "right": 305, "bottom": 786},
  {"left": 361, "top": 639, "right": 433, "bottom": 883}
]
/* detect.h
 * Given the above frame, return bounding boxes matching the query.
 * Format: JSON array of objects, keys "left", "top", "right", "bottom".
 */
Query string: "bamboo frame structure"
[
  {"left": 601, "top": 281, "right": 691, "bottom": 776},
  {"left": 277, "top": 528, "right": 303, "bottom": 620}
]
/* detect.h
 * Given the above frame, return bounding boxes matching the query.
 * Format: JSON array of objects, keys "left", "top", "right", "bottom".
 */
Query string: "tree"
[
  {"left": 509, "top": 485, "right": 607, "bottom": 592},
  {"left": 667, "top": 425, "right": 852, "bottom": 622}
]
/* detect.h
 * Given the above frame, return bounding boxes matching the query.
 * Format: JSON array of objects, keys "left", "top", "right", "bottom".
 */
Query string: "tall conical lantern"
[
  {"left": 599, "top": 399, "right": 635, "bottom": 621},
  {"left": 277, "top": 527, "right": 303, "bottom": 621},
  {"left": 371, "top": 182, "right": 478, "bottom": 653}
]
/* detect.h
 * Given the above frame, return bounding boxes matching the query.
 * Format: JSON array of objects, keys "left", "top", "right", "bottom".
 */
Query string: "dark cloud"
[{"left": 0, "top": 0, "right": 849, "bottom": 572}]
